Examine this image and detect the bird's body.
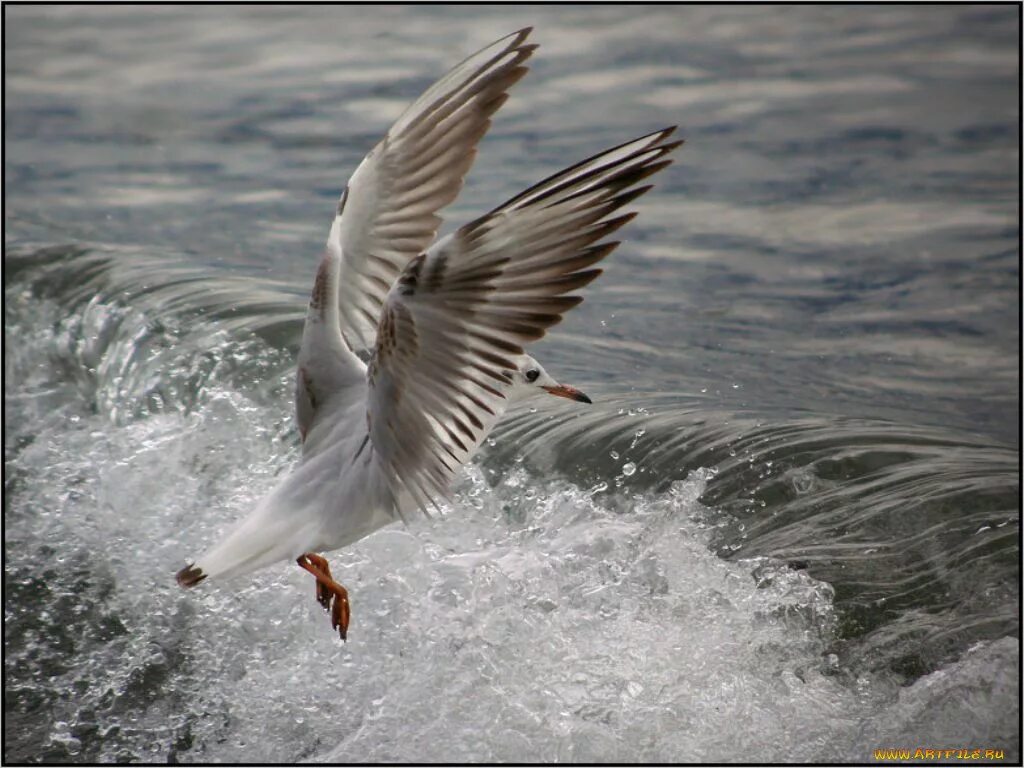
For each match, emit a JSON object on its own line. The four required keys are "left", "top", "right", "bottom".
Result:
{"left": 177, "top": 27, "right": 679, "bottom": 639}
{"left": 179, "top": 352, "right": 564, "bottom": 585}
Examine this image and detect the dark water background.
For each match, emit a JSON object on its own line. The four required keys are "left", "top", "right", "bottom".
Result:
{"left": 4, "top": 5, "right": 1020, "bottom": 763}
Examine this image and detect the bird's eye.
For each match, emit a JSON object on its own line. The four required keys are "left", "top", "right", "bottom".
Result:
{"left": 525, "top": 369, "right": 540, "bottom": 383}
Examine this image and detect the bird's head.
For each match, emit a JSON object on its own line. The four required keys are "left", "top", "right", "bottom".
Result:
{"left": 505, "top": 354, "right": 591, "bottom": 405}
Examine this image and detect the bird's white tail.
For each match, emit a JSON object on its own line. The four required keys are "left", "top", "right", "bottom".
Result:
{"left": 176, "top": 500, "right": 316, "bottom": 588}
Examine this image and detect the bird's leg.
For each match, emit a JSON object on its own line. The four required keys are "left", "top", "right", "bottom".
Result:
{"left": 302, "top": 552, "right": 335, "bottom": 610}
{"left": 296, "top": 554, "right": 351, "bottom": 641}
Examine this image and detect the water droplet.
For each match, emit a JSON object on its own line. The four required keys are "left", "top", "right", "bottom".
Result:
{"left": 622, "top": 462, "right": 636, "bottom": 476}
{"left": 610, "top": 450, "right": 619, "bottom": 460}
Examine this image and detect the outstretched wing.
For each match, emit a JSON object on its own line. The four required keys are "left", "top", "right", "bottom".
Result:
{"left": 365, "top": 128, "right": 681, "bottom": 512}
{"left": 329, "top": 28, "right": 535, "bottom": 353}
{"left": 296, "top": 29, "right": 536, "bottom": 444}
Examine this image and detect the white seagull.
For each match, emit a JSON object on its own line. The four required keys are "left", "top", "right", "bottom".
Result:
{"left": 176, "top": 28, "right": 680, "bottom": 639}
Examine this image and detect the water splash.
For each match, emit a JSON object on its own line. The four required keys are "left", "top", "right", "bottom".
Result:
{"left": 4, "top": 243, "right": 1018, "bottom": 761}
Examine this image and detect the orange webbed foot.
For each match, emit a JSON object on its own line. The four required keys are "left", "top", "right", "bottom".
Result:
{"left": 297, "top": 554, "right": 351, "bottom": 641}
{"left": 301, "top": 553, "right": 335, "bottom": 610}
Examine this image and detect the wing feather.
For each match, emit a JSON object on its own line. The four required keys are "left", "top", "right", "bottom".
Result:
{"left": 330, "top": 28, "right": 536, "bottom": 353}
{"left": 366, "top": 127, "right": 681, "bottom": 510}
{"left": 295, "top": 29, "right": 535, "bottom": 443}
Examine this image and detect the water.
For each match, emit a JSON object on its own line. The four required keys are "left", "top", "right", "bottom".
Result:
{"left": 4, "top": 5, "right": 1019, "bottom": 763}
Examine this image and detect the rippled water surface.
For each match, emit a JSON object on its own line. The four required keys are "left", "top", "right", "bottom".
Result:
{"left": 4, "top": 5, "right": 1020, "bottom": 763}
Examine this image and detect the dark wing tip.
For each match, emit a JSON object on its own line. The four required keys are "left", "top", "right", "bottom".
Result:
{"left": 647, "top": 127, "right": 684, "bottom": 158}
{"left": 490, "top": 27, "right": 534, "bottom": 57}
{"left": 654, "top": 125, "right": 679, "bottom": 142}
{"left": 176, "top": 563, "right": 207, "bottom": 588}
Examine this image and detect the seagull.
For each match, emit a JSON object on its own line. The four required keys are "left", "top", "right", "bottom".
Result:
{"left": 176, "top": 27, "right": 680, "bottom": 640}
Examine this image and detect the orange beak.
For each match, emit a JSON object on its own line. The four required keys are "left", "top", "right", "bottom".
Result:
{"left": 542, "top": 384, "right": 592, "bottom": 404}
